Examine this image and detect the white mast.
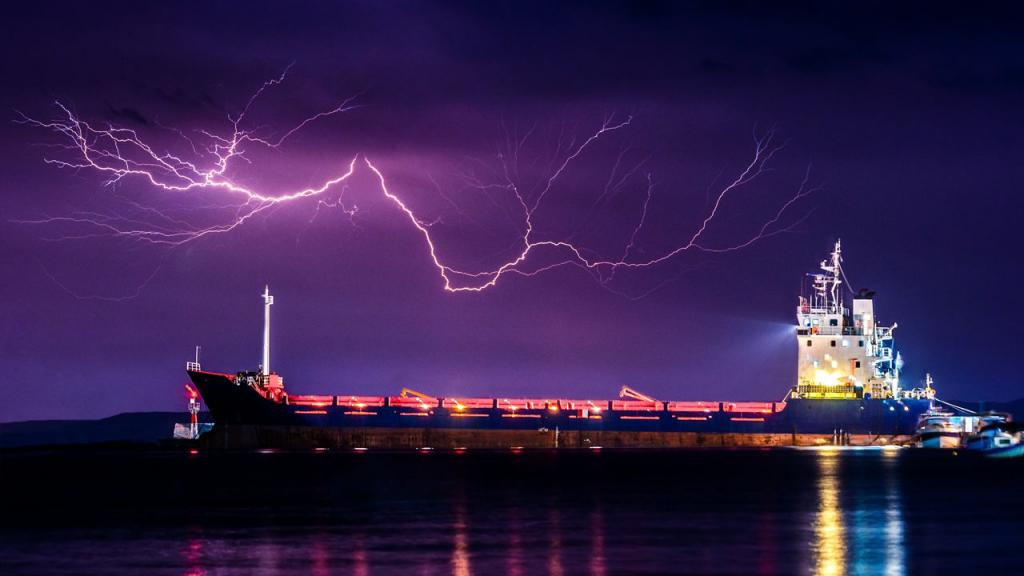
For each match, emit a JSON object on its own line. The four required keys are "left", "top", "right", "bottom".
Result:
{"left": 262, "top": 286, "right": 274, "bottom": 376}
{"left": 828, "top": 239, "right": 842, "bottom": 312}
{"left": 811, "top": 239, "right": 844, "bottom": 314}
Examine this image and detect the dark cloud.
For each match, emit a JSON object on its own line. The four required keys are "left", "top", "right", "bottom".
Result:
{"left": 105, "top": 103, "right": 149, "bottom": 126}
{"left": 151, "top": 87, "right": 223, "bottom": 113}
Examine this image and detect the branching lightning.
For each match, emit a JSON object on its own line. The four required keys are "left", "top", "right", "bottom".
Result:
{"left": 16, "top": 70, "right": 816, "bottom": 297}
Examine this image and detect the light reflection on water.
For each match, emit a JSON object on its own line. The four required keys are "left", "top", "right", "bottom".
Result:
{"left": 452, "top": 497, "right": 470, "bottom": 576}
{"left": 590, "top": 506, "right": 606, "bottom": 576}
{"left": 547, "top": 506, "right": 564, "bottom": 576}
{"left": 813, "top": 448, "right": 905, "bottom": 576}
{"left": 813, "top": 453, "right": 847, "bottom": 576}
{"left": 352, "top": 533, "right": 369, "bottom": 576}
{"left": 6, "top": 448, "right": 1021, "bottom": 575}
{"left": 505, "top": 505, "right": 523, "bottom": 576}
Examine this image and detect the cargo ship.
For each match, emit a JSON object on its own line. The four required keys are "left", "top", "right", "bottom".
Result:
{"left": 188, "top": 241, "right": 937, "bottom": 449}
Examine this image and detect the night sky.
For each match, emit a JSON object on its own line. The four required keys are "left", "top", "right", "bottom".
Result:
{"left": 2, "top": 1, "right": 1023, "bottom": 421}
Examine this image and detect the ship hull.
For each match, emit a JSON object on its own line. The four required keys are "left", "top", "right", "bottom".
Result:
{"left": 189, "top": 370, "right": 928, "bottom": 449}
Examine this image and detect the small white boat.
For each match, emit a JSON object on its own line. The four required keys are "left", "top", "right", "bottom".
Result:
{"left": 914, "top": 405, "right": 967, "bottom": 448}
{"left": 912, "top": 389, "right": 1012, "bottom": 451}
{"left": 964, "top": 420, "right": 1023, "bottom": 458}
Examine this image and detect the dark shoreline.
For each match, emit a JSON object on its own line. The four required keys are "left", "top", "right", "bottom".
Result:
{"left": 3, "top": 399, "right": 1021, "bottom": 449}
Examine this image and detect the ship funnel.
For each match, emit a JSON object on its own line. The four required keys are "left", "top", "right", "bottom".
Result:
{"left": 262, "top": 285, "right": 274, "bottom": 376}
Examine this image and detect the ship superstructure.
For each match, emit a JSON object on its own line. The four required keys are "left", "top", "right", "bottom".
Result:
{"left": 794, "top": 240, "right": 932, "bottom": 402}
{"left": 186, "top": 241, "right": 937, "bottom": 449}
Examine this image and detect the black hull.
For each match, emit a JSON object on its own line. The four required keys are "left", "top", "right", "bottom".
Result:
{"left": 189, "top": 370, "right": 928, "bottom": 439}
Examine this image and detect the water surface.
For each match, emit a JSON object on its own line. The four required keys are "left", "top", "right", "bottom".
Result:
{"left": 2, "top": 447, "right": 1021, "bottom": 575}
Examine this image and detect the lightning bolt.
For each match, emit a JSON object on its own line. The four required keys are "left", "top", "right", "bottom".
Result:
{"left": 16, "top": 70, "right": 815, "bottom": 298}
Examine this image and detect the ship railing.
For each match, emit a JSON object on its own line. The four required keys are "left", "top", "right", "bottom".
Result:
{"left": 288, "top": 394, "right": 335, "bottom": 407}
{"left": 794, "top": 384, "right": 861, "bottom": 400}
{"left": 497, "top": 398, "right": 560, "bottom": 411}
{"left": 666, "top": 401, "right": 719, "bottom": 413}
{"left": 799, "top": 305, "right": 848, "bottom": 315}
{"left": 337, "top": 395, "right": 386, "bottom": 408}
{"left": 796, "top": 326, "right": 861, "bottom": 336}
{"left": 497, "top": 398, "right": 531, "bottom": 411}
{"left": 319, "top": 396, "right": 787, "bottom": 415}
{"left": 442, "top": 397, "right": 496, "bottom": 410}
{"left": 186, "top": 361, "right": 202, "bottom": 371}
{"left": 611, "top": 400, "right": 660, "bottom": 412}
{"left": 389, "top": 396, "right": 438, "bottom": 409}
{"left": 723, "top": 402, "right": 775, "bottom": 414}
{"left": 562, "top": 400, "right": 608, "bottom": 413}
{"left": 534, "top": 399, "right": 562, "bottom": 411}
{"left": 663, "top": 401, "right": 783, "bottom": 414}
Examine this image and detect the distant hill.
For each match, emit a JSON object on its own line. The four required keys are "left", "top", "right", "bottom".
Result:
{"left": 949, "top": 399, "right": 1024, "bottom": 418}
{"left": 0, "top": 412, "right": 205, "bottom": 448}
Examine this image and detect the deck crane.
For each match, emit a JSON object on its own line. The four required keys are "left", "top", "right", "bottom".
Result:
{"left": 619, "top": 386, "right": 657, "bottom": 402}
{"left": 399, "top": 387, "right": 438, "bottom": 409}
{"left": 400, "top": 387, "right": 436, "bottom": 400}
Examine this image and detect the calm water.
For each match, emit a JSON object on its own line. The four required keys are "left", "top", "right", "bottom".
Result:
{"left": 1, "top": 447, "right": 1022, "bottom": 575}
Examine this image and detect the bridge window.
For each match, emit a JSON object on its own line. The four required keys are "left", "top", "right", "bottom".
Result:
{"left": 830, "top": 340, "right": 837, "bottom": 347}
{"left": 858, "top": 340, "right": 864, "bottom": 347}
{"left": 829, "top": 319, "right": 838, "bottom": 326}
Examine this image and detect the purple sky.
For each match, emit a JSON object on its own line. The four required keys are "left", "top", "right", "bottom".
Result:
{"left": 2, "top": 2, "right": 1023, "bottom": 421}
